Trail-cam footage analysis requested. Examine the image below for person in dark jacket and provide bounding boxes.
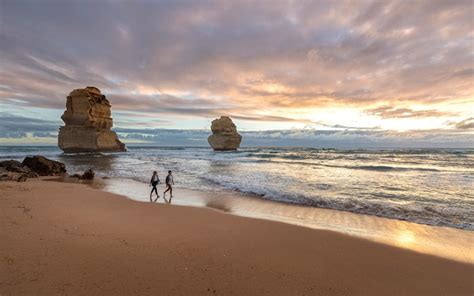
[149,171,160,202]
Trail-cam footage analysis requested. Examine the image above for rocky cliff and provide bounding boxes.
[208,116,242,150]
[58,87,126,153]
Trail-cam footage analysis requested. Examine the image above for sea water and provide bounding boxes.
[1,146,473,230]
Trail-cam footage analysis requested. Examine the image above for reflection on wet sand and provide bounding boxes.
[150,195,172,204]
[92,178,473,264]
[205,199,232,212]
[395,229,416,247]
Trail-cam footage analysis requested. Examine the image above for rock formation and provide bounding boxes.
[22,156,66,176]
[0,160,38,177]
[58,86,126,153]
[208,116,242,151]
[0,156,66,181]
[0,160,38,182]
[81,168,95,180]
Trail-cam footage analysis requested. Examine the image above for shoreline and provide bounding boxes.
[87,177,474,264]
[1,178,473,295]
[98,176,473,231]
[2,146,472,232]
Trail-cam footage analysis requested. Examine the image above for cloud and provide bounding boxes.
[450,117,474,130]
[0,0,472,146]
[0,113,471,148]
[366,106,456,119]
[116,127,474,148]
[1,1,472,111]
[0,112,59,138]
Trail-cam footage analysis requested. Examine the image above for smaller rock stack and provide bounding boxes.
[58,86,126,153]
[208,116,242,151]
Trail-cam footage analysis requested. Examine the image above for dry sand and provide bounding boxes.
[0,179,472,296]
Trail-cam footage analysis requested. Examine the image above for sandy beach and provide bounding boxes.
[2,0,474,294]
[1,178,472,296]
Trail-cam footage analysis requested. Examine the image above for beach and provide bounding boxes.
[1,178,472,296]
[2,146,473,231]
[2,0,474,294]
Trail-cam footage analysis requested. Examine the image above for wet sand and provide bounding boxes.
[98,178,474,264]
[1,178,473,295]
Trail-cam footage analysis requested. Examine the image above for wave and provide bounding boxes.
[128,146,188,151]
[345,165,440,172]
[241,149,471,172]
[328,148,474,155]
[199,175,473,230]
[243,156,443,172]
[246,153,306,160]
[318,163,441,172]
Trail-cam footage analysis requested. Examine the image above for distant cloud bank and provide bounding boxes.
[1,113,472,148]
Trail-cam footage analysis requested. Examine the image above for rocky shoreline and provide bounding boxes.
[0,155,97,182]
[0,156,66,182]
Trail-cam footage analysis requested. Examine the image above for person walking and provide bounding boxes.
[149,171,160,202]
[163,170,174,199]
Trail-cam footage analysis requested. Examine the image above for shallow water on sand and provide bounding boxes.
[95,178,474,264]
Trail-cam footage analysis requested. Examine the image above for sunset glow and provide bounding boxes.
[0,0,472,147]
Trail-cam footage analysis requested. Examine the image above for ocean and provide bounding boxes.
[1,146,473,230]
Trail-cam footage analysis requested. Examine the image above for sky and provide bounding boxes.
[0,0,473,148]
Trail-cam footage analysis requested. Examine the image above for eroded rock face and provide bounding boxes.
[22,156,66,176]
[208,116,242,151]
[0,156,65,181]
[0,168,28,182]
[0,160,39,181]
[0,160,36,176]
[81,168,95,180]
[58,86,126,153]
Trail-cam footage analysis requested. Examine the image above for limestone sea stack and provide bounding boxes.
[208,116,242,151]
[58,87,126,153]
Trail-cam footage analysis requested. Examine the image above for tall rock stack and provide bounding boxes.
[58,86,126,153]
[208,116,242,151]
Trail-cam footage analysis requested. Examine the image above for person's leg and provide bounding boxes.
[169,185,173,197]
[164,184,170,196]
[150,185,154,201]
[151,184,159,198]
